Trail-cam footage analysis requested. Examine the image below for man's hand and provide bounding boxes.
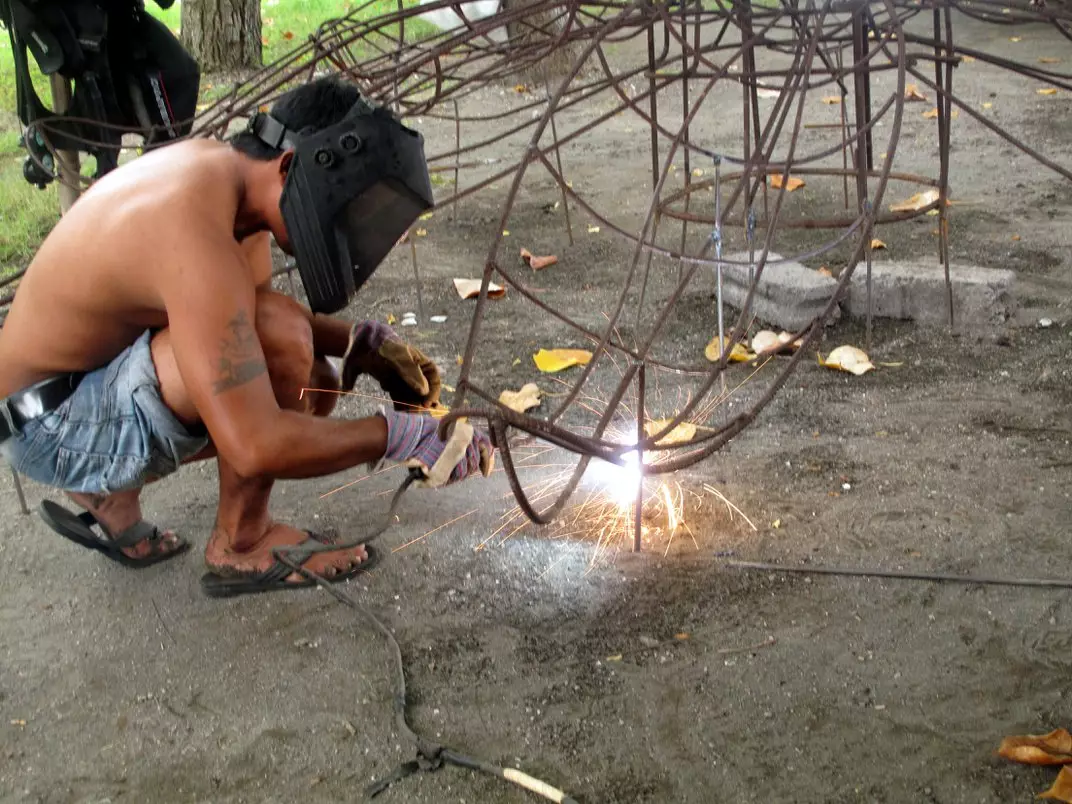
[379,410,494,485]
[342,321,441,411]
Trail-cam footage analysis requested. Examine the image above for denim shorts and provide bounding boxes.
[1,331,210,494]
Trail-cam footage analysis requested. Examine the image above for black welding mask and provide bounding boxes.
[249,96,434,314]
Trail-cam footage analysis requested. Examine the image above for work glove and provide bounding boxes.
[379,410,494,487]
[342,321,441,411]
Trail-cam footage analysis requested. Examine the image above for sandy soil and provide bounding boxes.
[2,10,1072,804]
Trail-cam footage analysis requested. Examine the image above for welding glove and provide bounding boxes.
[379,409,494,486]
[341,321,442,411]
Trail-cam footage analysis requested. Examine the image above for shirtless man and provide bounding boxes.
[0,76,493,597]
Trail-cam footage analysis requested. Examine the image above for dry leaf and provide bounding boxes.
[778,331,804,350]
[871,238,887,250]
[772,519,781,529]
[752,330,782,354]
[1012,234,1021,241]
[1039,57,1062,65]
[756,88,780,99]
[961,55,976,63]
[419,212,434,221]
[1040,766,1072,802]
[704,336,755,363]
[998,729,1072,765]
[587,224,601,234]
[428,402,450,420]
[674,633,690,641]
[643,419,697,446]
[502,229,510,236]
[889,188,940,213]
[513,84,529,93]
[511,357,521,366]
[818,266,834,278]
[821,96,842,105]
[922,107,959,119]
[982,102,993,109]
[819,345,875,376]
[904,84,928,102]
[1038,88,1059,96]
[606,654,623,662]
[769,174,805,192]
[520,248,558,271]
[415,228,428,237]
[1010,36,1022,42]
[387,313,397,325]
[499,383,542,413]
[453,278,505,300]
[533,348,593,373]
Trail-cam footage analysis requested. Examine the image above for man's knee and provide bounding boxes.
[254,291,314,408]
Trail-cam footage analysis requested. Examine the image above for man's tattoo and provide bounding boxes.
[213,310,268,394]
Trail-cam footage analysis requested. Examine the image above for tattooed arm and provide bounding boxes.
[163,229,387,479]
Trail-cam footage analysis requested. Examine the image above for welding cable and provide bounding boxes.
[270,470,579,803]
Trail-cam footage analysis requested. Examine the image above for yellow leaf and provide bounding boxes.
[1012,234,1021,241]
[455,355,463,365]
[502,229,510,236]
[512,357,521,366]
[772,519,781,529]
[442,384,455,393]
[1039,57,1062,65]
[877,361,904,368]
[587,224,600,234]
[387,313,397,325]
[453,278,506,300]
[1040,766,1072,802]
[419,212,434,221]
[499,383,542,413]
[514,84,528,93]
[889,188,940,213]
[692,168,705,177]
[962,55,976,63]
[818,266,834,278]
[904,84,928,102]
[606,654,623,662]
[643,419,697,446]
[674,633,690,641]
[923,107,938,119]
[819,345,875,376]
[428,402,450,419]
[982,102,993,110]
[520,248,558,271]
[533,348,593,373]
[704,336,755,363]
[415,228,428,237]
[821,95,842,105]
[769,174,805,192]
[870,238,887,250]
[1010,36,1022,42]
[997,729,1072,765]
[1038,88,1059,96]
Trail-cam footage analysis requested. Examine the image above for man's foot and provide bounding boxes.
[68,490,186,561]
[204,521,370,585]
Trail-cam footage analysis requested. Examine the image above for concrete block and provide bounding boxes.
[846,261,1016,326]
[718,251,840,330]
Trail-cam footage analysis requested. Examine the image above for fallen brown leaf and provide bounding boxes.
[821,95,842,105]
[644,418,697,446]
[998,729,1072,765]
[1038,88,1059,96]
[870,238,887,250]
[704,336,754,363]
[904,84,928,102]
[1041,766,1072,802]
[769,174,805,192]
[499,383,542,413]
[889,188,941,213]
[520,247,558,271]
[818,266,834,278]
[453,278,505,300]
[922,107,959,119]
[1039,57,1062,65]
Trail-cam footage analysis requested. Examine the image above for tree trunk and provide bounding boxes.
[181,0,262,72]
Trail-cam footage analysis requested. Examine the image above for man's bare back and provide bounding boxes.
[0,140,263,398]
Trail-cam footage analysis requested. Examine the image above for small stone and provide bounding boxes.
[429,315,447,323]
[1039,317,1054,328]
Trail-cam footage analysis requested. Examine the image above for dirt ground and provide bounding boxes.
[2,10,1072,804]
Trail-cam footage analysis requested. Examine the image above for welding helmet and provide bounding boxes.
[249,95,434,314]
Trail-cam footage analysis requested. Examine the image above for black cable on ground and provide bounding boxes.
[272,471,579,803]
[724,559,1072,590]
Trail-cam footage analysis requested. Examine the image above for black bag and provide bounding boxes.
[0,0,200,186]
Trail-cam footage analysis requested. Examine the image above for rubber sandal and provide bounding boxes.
[200,536,381,599]
[37,499,190,569]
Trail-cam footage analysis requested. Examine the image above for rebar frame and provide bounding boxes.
[5,0,1071,540]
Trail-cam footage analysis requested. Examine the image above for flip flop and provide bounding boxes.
[200,534,381,599]
[37,499,190,569]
